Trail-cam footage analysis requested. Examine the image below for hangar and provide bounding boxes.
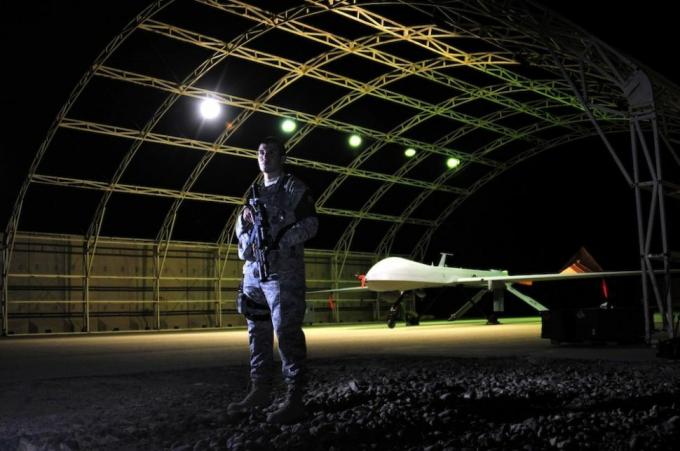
[1,0,678,340]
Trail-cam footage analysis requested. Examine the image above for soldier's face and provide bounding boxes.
[258,143,284,174]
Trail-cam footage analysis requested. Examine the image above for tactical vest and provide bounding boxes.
[256,174,297,247]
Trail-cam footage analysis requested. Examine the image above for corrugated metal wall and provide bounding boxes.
[3,233,385,335]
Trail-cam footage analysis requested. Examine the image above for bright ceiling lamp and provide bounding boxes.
[349,134,362,147]
[281,118,297,133]
[446,157,461,169]
[199,98,221,120]
[404,148,416,157]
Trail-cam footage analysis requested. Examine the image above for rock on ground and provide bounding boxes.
[1,356,679,450]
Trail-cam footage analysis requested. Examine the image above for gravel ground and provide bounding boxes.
[1,355,679,450]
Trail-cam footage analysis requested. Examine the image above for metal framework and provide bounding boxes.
[2,0,679,339]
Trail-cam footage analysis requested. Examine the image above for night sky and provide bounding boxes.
[1,1,677,276]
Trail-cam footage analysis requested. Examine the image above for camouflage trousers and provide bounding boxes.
[243,264,307,385]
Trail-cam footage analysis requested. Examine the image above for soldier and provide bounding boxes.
[228,136,318,424]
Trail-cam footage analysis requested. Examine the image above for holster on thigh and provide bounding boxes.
[236,282,271,321]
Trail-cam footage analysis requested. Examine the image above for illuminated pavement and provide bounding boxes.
[0,318,657,383]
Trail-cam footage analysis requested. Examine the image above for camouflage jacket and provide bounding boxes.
[236,173,318,274]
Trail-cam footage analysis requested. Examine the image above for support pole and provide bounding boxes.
[626,71,675,340]
[215,249,222,328]
[331,255,340,323]
[82,242,91,332]
[632,121,652,341]
[153,245,161,330]
[1,232,7,336]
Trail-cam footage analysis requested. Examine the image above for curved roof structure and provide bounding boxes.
[4,0,680,270]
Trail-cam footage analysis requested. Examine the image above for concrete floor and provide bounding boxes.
[0,318,657,383]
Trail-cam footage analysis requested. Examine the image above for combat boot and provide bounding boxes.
[266,384,306,424]
[227,382,272,414]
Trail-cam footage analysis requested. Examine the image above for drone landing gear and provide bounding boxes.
[386,292,405,329]
[448,287,502,325]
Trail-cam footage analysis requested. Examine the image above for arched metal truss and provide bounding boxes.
[2,0,679,339]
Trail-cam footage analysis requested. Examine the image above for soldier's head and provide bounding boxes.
[258,137,286,176]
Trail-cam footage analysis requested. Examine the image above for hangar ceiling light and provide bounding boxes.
[199,98,221,120]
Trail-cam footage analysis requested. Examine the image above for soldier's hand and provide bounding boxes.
[242,207,254,224]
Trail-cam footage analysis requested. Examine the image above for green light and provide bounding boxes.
[349,134,362,147]
[404,148,416,157]
[281,119,296,133]
[446,157,461,169]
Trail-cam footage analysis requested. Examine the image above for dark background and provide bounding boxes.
[1,1,677,311]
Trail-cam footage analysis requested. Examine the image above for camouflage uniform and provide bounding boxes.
[235,173,317,387]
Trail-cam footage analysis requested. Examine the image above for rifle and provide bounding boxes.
[248,184,271,281]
